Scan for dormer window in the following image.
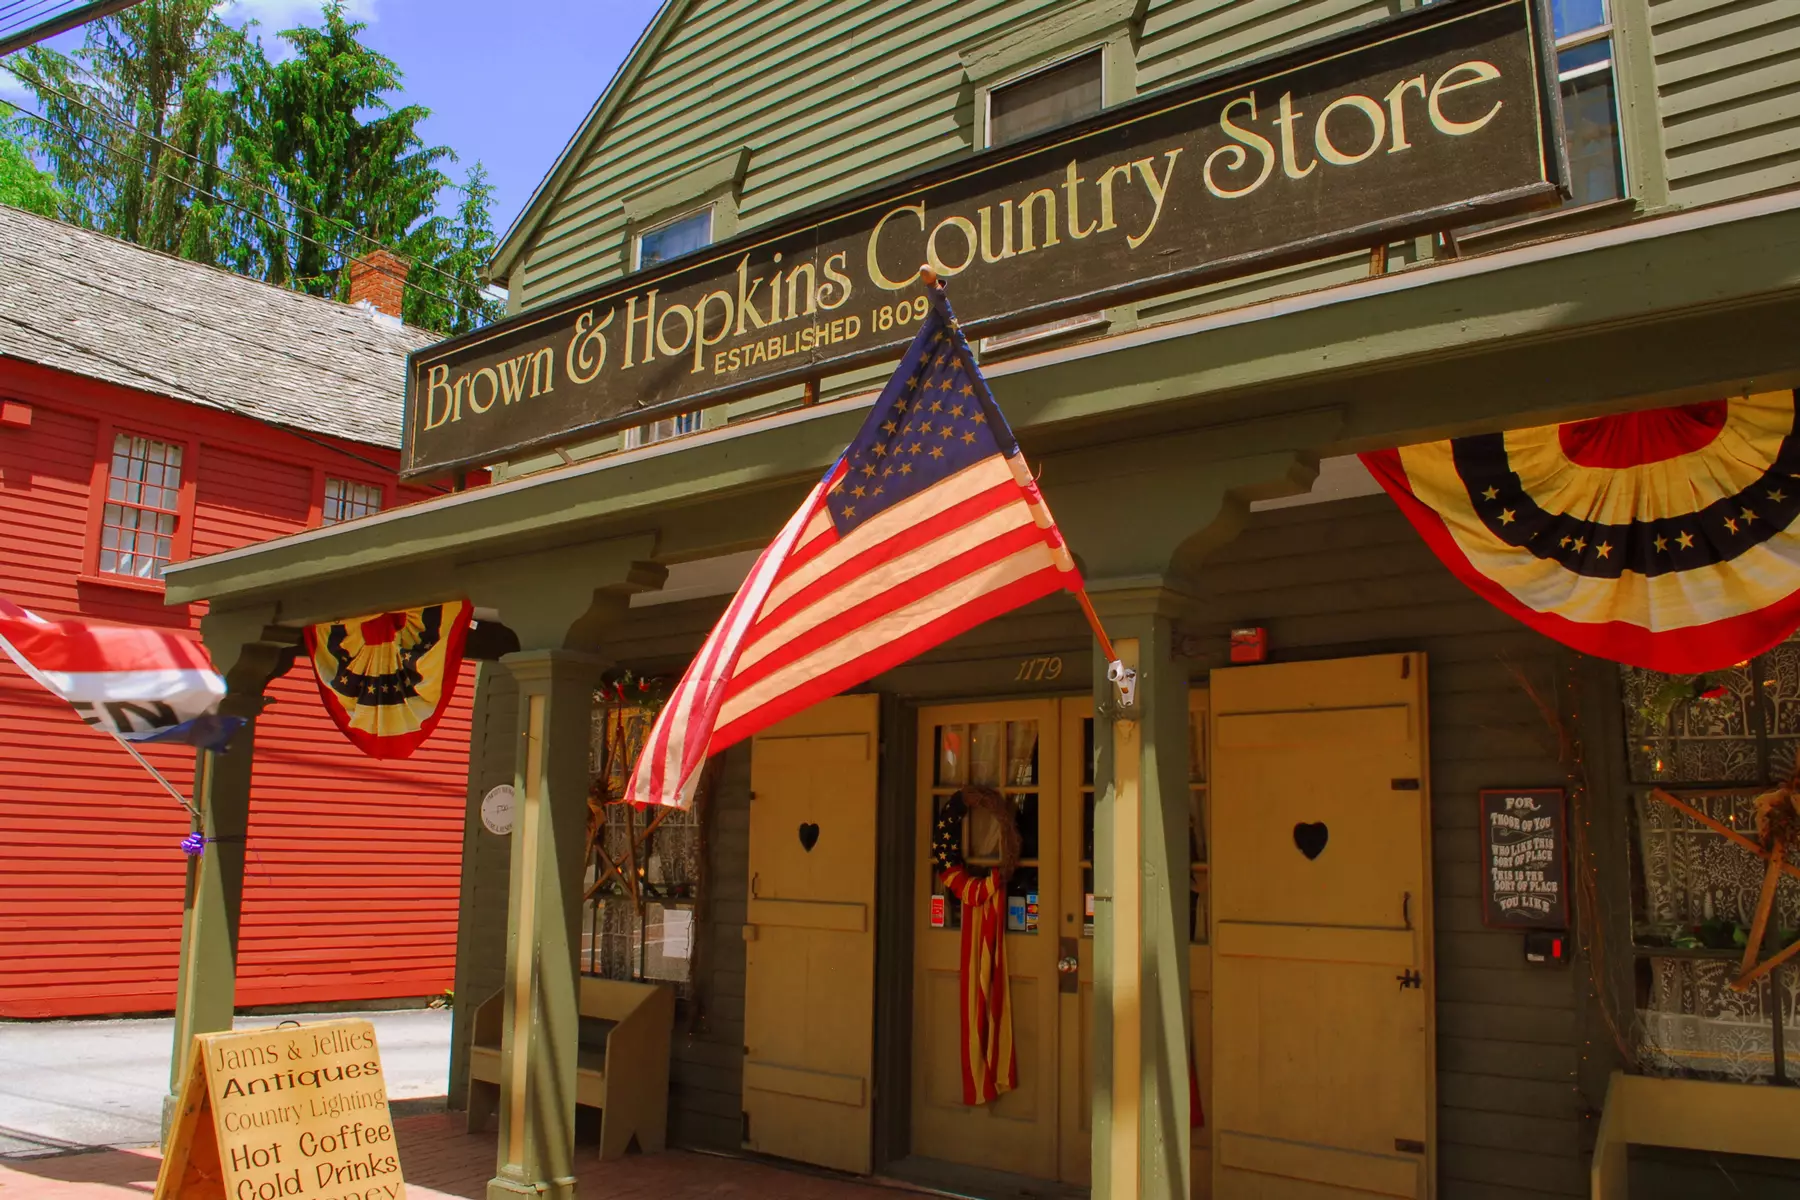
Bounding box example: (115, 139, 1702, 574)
(634, 207, 713, 271)
(987, 50, 1104, 148)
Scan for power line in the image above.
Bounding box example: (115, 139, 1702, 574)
(4, 68, 486, 299)
(0, 1, 143, 56)
(0, 94, 479, 319)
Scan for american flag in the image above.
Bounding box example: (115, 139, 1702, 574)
(628, 290, 1082, 808)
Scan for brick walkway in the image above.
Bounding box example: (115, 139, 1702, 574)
(0, 1112, 907, 1199)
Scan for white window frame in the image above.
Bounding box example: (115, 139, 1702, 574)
(622, 410, 705, 450)
(322, 477, 384, 526)
(631, 204, 716, 273)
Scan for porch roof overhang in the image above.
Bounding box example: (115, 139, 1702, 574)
(165, 190, 1800, 623)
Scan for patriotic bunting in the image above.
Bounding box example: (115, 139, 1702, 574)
(1362, 391, 1800, 672)
(0, 597, 242, 750)
(305, 601, 472, 759)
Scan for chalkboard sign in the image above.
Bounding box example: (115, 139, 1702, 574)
(1479, 788, 1569, 929)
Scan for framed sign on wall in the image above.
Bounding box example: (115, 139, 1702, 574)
(1478, 787, 1569, 929)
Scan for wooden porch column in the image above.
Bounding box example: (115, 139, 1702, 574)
(163, 625, 300, 1135)
(1088, 586, 1193, 1200)
(487, 649, 605, 1200)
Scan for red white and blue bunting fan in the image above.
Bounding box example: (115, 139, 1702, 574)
(305, 601, 473, 759)
(1362, 391, 1800, 673)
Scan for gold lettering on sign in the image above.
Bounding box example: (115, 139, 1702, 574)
(1014, 656, 1065, 683)
(1129, 152, 1181, 249)
(1429, 61, 1503, 135)
(869, 203, 927, 291)
(566, 308, 613, 384)
(1315, 94, 1387, 166)
(1205, 95, 1275, 199)
(927, 215, 979, 277)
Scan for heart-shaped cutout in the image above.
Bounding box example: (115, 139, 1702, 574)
(798, 822, 820, 852)
(1293, 822, 1329, 860)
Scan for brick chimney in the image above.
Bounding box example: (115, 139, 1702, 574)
(347, 249, 409, 318)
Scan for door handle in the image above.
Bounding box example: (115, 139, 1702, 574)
(751, 872, 760, 899)
(1402, 891, 1413, 931)
(1057, 937, 1080, 994)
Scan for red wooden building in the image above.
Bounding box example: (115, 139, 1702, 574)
(0, 206, 475, 1019)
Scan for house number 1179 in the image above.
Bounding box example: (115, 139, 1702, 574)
(1015, 656, 1064, 682)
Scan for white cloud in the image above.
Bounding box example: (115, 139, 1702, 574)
(215, 0, 379, 30)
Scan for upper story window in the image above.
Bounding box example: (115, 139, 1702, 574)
(323, 478, 382, 525)
(987, 50, 1104, 148)
(100, 433, 182, 579)
(623, 411, 704, 450)
(1552, 0, 1625, 205)
(634, 207, 713, 271)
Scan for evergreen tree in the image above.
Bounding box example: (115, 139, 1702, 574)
(225, 3, 450, 301)
(401, 161, 507, 336)
(0, 113, 68, 218)
(4, 0, 501, 336)
(6, 0, 239, 261)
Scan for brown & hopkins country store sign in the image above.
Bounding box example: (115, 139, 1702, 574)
(401, 0, 1566, 479)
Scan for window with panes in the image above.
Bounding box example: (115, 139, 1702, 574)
(581, 697, 702, 997)
(323, 478, 382, 525)
(1553, 0, 1626, 205)
(1622, 638, 1800, 1082)
(99, 433, 183, 579)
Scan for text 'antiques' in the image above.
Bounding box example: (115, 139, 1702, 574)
(402, 0, 1563, 477)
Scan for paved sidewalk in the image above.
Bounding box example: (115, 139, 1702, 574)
(0, 1007, 451, 1158)
(0, 1112, 903, 1199)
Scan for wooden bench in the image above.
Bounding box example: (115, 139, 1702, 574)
(467, 977, 674, 1160)
(1592, 1069, 1800, 1197)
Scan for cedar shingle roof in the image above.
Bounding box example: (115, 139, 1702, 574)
(0, 203, 433, 449)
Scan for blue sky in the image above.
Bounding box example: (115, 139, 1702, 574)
(3, 0, 670, 241)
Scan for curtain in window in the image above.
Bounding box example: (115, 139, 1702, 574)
(1363, 391, 1800, 671)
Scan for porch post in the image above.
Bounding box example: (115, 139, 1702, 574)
(486, 649, 605, 1200)
(163, 624, 300, 1135)
(1089, 585, 1193, 1200)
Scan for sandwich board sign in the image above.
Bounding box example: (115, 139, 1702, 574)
(153, 1018, 406, 1200)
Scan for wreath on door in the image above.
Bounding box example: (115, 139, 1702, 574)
(931, 784, 1021, 885)
(931, 784, 1021, 1106)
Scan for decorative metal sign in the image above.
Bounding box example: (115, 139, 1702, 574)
(402, 0, 1564, 478)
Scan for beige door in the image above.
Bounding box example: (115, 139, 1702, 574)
(1210, 654, 1435, 1199)
(912, 699, 1063, 1178)
(742, 694, 879, 1174)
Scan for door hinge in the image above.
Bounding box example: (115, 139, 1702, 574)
(1394, 1137, 1425, 1154)
(1396, 968, 1423, 990)
(1391, 778, 1420, 790)
(742, 1110, 751, 1143)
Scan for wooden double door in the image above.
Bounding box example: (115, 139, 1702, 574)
(911, 696, 1110, 1186)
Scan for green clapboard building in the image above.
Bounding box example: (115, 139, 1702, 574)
(164, 0, 1800, 1196)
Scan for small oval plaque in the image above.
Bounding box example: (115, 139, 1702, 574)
(481, 784, 516, 836)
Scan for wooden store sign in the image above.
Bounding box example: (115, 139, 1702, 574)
(401, 0, 1566, 478)
(1479, 788, 1569, 929)
(155, 1019, 405, 1200)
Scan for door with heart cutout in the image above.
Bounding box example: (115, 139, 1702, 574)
(1209, 653, 1435, 1199)
(741, 693, 879, 1175)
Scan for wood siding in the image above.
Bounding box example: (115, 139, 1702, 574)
(510, 0, 1412, 313)
(0, 365, 473, 1019)
(1652, 0, 1800, 207)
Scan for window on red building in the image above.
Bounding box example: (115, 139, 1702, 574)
(100, 433, 183, 579)
(323, 477, 382, 525)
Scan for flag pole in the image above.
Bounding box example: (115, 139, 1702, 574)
(106, 730, 201, 822)
(919, 265, 1136, 707)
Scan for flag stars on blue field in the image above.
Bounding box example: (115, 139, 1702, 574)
(829, 319, 1000, 534)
